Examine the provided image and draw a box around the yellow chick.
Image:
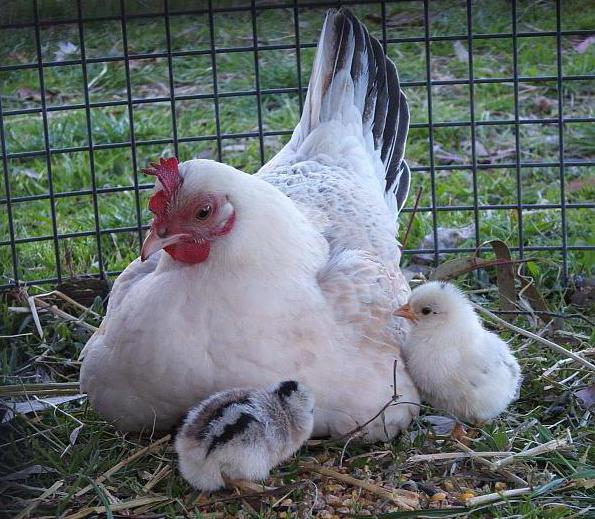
[396,282,521,434]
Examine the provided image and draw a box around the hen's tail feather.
[298,8,410,213]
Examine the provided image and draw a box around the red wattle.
[165,241,211,264]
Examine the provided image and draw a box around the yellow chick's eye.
[196,204,212,220]
[421,307,432,315]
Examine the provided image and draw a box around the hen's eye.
[196,204,212,220]
[421,307,432,315]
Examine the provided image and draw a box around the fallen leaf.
[16,87,41,101]
[13,167,41,180]
[412,224,475,265]
[474,140,489,157]
[0,465,58,481]
[574,385,595,409]
[568,176,595,193]
[568,276,594,308]
[480,240,516,313]
[422,415,457,435]
[222,143,247,152]
[366,11,425,28]
[1,394,86,423]
[533,96,553,115]
[453,41,469,63]
[429,256,525,282]
[575,35,595,53]
[56,277,110,308]
[518,269,554,327]
[54,41,78,61]
[433,144,466,164]
[70,424,84,445]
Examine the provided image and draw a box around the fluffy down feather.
[397,282,522,424]
[175,381,313,491]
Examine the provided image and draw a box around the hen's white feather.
[80,9,419,441]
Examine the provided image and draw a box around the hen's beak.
[395,304,418,322]
[141,230,191,261]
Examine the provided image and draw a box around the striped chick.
[175,381,314,491]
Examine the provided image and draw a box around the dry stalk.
[33,298,98,334]
[15,480,63,519]
[406,451,512,463]
[490,437,570,470]
[471,302,595,372]
[0,382,81,398]
[36,290,101,318]
[75,434,171,498]
[466,486,533,507]
[140,465,172,494]
[455,441,527,486]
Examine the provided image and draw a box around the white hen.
[396,282,522,427]
[80,8,420,441]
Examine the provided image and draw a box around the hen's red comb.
[142,157,182,217]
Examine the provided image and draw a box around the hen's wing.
[79,252,161,360]
[257,8,410,263]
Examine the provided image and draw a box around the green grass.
[1,1,594,517]
[0,0,594,285]
[1,276,593,517]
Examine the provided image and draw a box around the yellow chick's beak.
[395,304,418,322]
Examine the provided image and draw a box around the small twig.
[400,186,423,250]
[490,437,570,470]
[299,462,418,510]
[26,295,44,339]
[542,358,575,377]
[472,302,595,372]
[33,298,98,333]
[455,441,528,486]
[36,290,101,318]
[141,465,171,494]
[75,434,171,498]
[325,360,421,445]
[491,310,594,327]
[7,307,33,314]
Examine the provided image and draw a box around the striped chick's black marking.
[275,381,298,399]
[206,412,258,457]
[197,397,251,439]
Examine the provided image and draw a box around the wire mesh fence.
[0,0,593,290]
